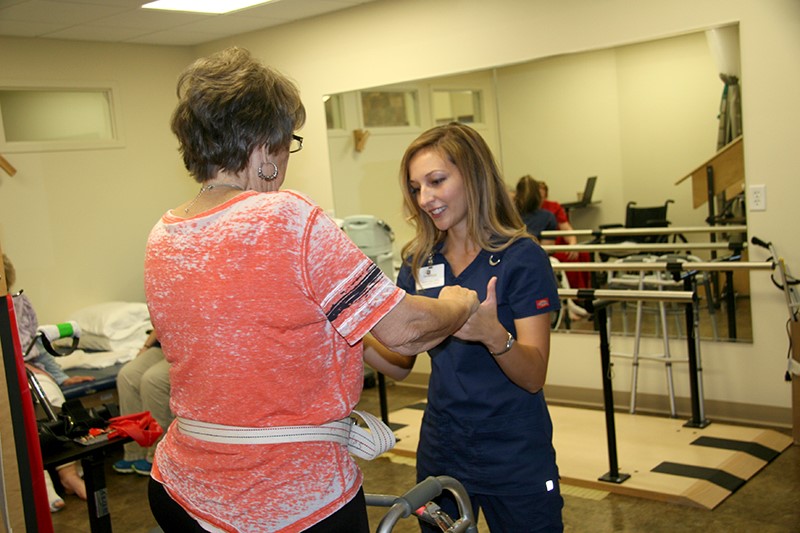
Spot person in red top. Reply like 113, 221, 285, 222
144, 47, 478, 533
537, 179, 592, 292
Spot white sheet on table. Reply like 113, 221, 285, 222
56, 348, 136, 370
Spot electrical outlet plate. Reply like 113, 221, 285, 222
749, 184, 766, 211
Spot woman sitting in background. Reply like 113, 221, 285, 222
538, 178, 592, 293
514, 175, 557, 243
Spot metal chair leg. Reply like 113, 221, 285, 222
658, 299, 677, 417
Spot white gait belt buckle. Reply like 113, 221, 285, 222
176, 409, 395, 460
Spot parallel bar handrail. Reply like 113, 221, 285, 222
557, 288, 693, 303
541, 225, 747, 238
543, 242, 744, 253
549, 261, 773, 272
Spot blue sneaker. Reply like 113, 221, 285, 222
113, 459, 152, 475
132, 460, 152, 476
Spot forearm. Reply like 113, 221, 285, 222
371, 294, 472, 355
363, 334, 416, 381
33, 352, 69, 385
472, 314, 552, 394
138, 329, 159, 355
488, 339, 549, 393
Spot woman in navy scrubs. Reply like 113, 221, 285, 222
366, 122, 563, 532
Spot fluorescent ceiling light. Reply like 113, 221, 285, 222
142, 0, 273, 15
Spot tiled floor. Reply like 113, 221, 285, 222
49, 383, 799, 533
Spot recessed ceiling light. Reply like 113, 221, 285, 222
142, 1, 273, 15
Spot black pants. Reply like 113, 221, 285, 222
148, 478, 370, 532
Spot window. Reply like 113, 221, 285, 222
0, 86, 120, 152
360, 90, 419, 128
324, 94, 345, 130
433, 89, 483, 125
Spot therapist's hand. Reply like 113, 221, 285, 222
452, 277, 502, 345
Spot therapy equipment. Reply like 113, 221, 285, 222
751, 236, 799, 324
751, 236, 799, 382
341, 215, 395, 280
24, 320, 80, 360
367, 475, 478, 532
26, 322, 82, 421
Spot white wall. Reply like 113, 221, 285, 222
498, 31, 721, 234
1, 0, 798, 424
498, 47, 625, 234
0, 40, 195, 320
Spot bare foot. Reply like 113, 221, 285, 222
58, 464, 87, 500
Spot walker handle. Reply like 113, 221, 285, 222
751, 236, 770, 250
400, 476, 444, 510
373, 475, 478, 533
35, 321, 81, 357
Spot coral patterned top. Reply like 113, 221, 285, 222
144, 190, 404, 532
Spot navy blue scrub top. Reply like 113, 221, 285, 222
396, 237, 561, 495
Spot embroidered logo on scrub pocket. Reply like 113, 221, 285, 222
536, 298, 550, 309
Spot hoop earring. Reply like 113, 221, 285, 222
257, 161, 279, 181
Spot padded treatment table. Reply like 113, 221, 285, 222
61, 363, 125, 407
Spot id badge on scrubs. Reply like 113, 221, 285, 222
417, 263, 445, 290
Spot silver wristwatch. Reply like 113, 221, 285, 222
489, 331, 515, 356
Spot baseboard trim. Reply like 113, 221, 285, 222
543, 384, 792, 430
394, 375, 791, 430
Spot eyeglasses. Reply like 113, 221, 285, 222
289, 134, 303, 153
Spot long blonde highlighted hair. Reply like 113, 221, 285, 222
399, 123, 529, 285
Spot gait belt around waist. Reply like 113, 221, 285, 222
176, 410, 395, 460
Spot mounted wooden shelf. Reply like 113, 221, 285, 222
676, 135, 744, 209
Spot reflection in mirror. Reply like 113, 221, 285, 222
325, 26, 750, 342
360, 90, 420, 128
433, 89, 483, 125
324, 94, 344, 130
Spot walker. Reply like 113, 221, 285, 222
24, 320, 82, 421
750, 236, 799, 380
367, 475, 478, 532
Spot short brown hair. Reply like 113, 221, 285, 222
171, 47, 306, 182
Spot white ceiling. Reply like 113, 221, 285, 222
0, 0, 378, 46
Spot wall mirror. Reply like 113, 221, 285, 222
325, 26, 750, 343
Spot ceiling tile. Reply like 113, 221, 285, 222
0, 0, 127, 24
44, 24, 153, 42
126, 28, 223, 46
0, 19, 60, 36
180, 14, 286, 35
87, 9, 209, 31
0, 0, 383, 46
